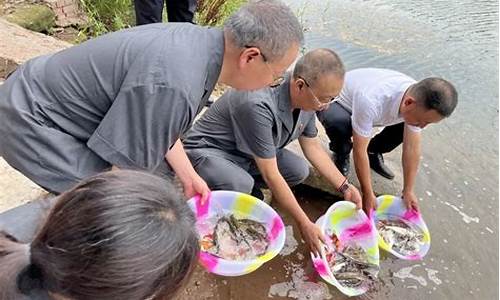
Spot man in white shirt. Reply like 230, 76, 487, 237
317, 68, 458, 213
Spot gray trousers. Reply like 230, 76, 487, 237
186, 148, 309, 194
0, 68, 111, 194
0, 196, 56, 243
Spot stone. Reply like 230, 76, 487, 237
0, 18, 71, 79
5, 4, 55, 33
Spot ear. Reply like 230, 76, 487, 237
295, 77, 305, 90
240, 47, 261, 65
404, 96, 417, 107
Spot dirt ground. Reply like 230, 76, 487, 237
0, 157, 47, 212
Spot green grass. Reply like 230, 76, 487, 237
77, 0, 135, 41
196, 0, 246, 26
77, 0, 246, 41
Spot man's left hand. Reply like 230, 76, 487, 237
343, 184, 362, 209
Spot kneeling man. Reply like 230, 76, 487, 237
183, 49, 362, 254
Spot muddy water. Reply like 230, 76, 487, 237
290, 0, 498, 298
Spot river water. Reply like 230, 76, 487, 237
282, 0, 498, 299
177, 1, 499, 299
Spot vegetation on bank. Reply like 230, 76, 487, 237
77, 0, 246, 41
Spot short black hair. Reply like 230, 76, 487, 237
411, 77, 458, 117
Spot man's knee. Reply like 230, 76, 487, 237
289, 164, 309, 186
278, 151, 310, 186
192, 155, 254, 193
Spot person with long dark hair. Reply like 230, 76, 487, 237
0, 170, 199, 299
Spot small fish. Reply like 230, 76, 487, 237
202, 214, 269, 261
377, 218, 424, 256
326, 236, 379, 290
336, 272, 371, 288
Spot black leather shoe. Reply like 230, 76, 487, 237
333, 154, 350, 176
368, 152, 395, 179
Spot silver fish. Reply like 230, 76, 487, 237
327, 242, 379, 289
377, 218, 424, 256
206, 214, 269, 260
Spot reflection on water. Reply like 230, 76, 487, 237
286, 0, 499, 299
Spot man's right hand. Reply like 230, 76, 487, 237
362, 193, 377, 217
298, 220, 326, 257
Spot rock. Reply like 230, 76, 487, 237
44, 0, 88, 27
0, 158, 47, 213
0, 17, 71, 79
0, 18, 69, 210
5, 4, 55, 33
0, 56, 17, 81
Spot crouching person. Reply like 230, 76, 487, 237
183, 49, 362, 255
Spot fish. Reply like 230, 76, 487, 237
377, 218, 424, 256
326, 234, 379, 289
336, 272, 372, 288
201, 214, 269, 260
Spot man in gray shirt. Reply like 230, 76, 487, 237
183, 49, 362, 255
0, 0, 302, 201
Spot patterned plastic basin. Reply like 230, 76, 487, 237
187, 190, 286, 276
374, 195, 431, 260
311, 201, 379, 296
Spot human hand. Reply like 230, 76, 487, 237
182, 174, 210, 204
298, 220, 326, 257
362, 193, 377, 217
343, 184, 362, 209
402, 189, 419, 212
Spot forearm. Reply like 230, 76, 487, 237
402, 142, 420, 192
301, 140, 345, 189
353, 148, 374, 196
165, 139, 197, 183
262, 171, 310, 226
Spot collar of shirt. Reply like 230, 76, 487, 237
276, 73, 294, 133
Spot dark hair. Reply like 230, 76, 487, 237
410, 77, 458, 117
292, 48, 345, 86
0, 170, 199, 300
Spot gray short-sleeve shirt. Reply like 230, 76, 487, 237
0, 23, 224, 192
183, 76, 318, 160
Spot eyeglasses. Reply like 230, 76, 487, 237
298, 76, 338, 110
246, 45, 285, 86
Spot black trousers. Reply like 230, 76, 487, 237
134, 0, 197, 25
317, 102, 404, 157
